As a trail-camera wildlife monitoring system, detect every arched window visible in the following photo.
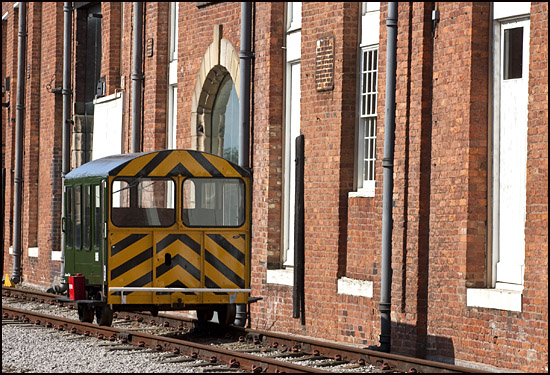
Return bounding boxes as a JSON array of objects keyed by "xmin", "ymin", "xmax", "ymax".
[{"xmin": 211, "ymin": 74, "xmax": 240, "ymax": 164}]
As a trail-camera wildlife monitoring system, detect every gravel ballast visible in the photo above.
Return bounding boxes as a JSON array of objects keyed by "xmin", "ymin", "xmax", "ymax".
[{"xmin": 1, "ymin": 322, "xmax": 214, "ymax": 373}]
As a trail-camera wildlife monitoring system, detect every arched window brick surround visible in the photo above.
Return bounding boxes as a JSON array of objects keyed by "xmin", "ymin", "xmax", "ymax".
[{"xmin": 191, "ymin": 26, "xmax": 240, "ymax": 152}]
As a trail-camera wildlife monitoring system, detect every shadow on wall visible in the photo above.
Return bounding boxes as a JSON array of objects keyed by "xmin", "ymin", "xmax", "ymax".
[{"xmin": 392, "ymin": 322, "xmax": 455, "ymax": 365}]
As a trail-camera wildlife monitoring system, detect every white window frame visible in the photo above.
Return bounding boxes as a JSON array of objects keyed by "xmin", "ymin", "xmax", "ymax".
[
  {"xmin": 166, "ymin": 2, "xmax": 179, "ymax": 208},
  {"xmin": 283, "ymin": 2, "xmax": 301, "ymax": 269},
  {"xmin": 167, "ymin": 2, "xmax": 178, "ymax": 150},
  {"xmin": 492, "ymin": 17, "xmax": 530, "ymax": 288},
  {"xmin": 269, "ymin": 2, "xmax": 301, "ymax": 285},
  {"xmin": 351, "ymin": 2, "xmax": 380, "ymax": 198},
  {"xmin": 286, "ymin": 2, "xmax": 301, "ymax": 32},
  {"xmin": 357, "ymin": 46, "xmax": 379, "ymax": 196},
  {"xmin": 467, "ymin": 2, "xmax": 530, "ymax": 312}
]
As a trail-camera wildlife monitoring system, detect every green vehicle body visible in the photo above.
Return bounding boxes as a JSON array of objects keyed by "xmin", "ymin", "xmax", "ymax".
[
  {"xmin": 63, "ymin": 154, "xmax": 138, "ymax": 290},
  {"xmin": 63, "ymin": 178, "xmax": 107, "ymax": 287}
]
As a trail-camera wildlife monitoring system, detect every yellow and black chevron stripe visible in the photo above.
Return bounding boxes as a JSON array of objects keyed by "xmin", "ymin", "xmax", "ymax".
[
  {"xmin": 108, "ymin": 232, "xmax": 154, "ymax": 304},
  {"xmin": 109, "ymin": 150, "xmax": 248, "ymax": 178},
  {"xmin": 204, "ymin": 233, "xmax": 247, "ymax": 290},
  {"xmin": 108, "ymin": 231, "xmax": 250, "ymax": 305},
  {"xmin": 106, "ymin": 149, "xmax": 250, "ymax": 306},
  {"xmin": 154, "ymin": 233, "xmax": 202, "ymax": 303}
]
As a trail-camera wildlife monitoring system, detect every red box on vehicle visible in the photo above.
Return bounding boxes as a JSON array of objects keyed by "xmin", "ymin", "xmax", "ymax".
[{"xmin": 68, "ymin": 274, "xmax": 86, "ymax": 301}]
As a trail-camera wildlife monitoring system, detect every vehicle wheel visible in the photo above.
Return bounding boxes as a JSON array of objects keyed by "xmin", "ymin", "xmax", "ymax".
[
  {"xmin": 77, "ymin": 303, "xmax": 94, "ymax": 323},
  {"xmin": 234, "ymin": 304, "xmax": 247, "ymax": 327},
  {"xmin": 216, "ymin": 304, "xmax": 236, "ymax": 326},
  {"xmin": 95, "ymin": 304, "xmax": 113, "ymax": 326},
  {"xmin": 196, "ymin": 308, "xmax": 214, "ymax": 323}
]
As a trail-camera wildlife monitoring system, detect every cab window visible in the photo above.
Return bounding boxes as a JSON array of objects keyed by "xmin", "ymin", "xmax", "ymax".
[
  {"xmin": 182, "ymin": 178, "xmax": 245, "ymax": 227},
  {"xmin": 111, "ymin": 177, "xmax": 175, "ymax": 227}
]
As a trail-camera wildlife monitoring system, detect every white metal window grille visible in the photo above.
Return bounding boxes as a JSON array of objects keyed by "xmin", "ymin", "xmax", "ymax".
[
  {"xmin": 167, "ymin": 1, "xmax": 178, "ymax": 150},
  {"xmin": 358, "ymin": 46, "xmax": 378, "ymax": 194}
]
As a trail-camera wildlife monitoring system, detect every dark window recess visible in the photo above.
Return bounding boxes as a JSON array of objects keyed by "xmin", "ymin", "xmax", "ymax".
[
  {"xmin": 94, "ymin": 185, "xmax": 102, "ymax": 249},
  {"xmin": 96, "ymin": 76, "xmax": 105, "ymax": 98},
  {"xmin": 503, "ymin": 27, "xmax": 523, "ymax": 80},
  {"xmin": 83, "ymin": 185, "xmax": 91, "ymax": 250},
  {"xmin": 74, "ymin": 186, "xmax": 82, "ymax": 250},
  {"xmin": 196, "ymin": 2, "xmax": 218, "ymax": 8},
  {"xmin": 66, "ymin": 187, "xmax": 73, "ymax": 248}
]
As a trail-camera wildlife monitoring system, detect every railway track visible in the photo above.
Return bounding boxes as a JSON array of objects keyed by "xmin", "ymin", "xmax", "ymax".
[
  {"xmin": 3, "ymin": 286, "xmax": 485, "ymax": 373},
  {"xmin": 3, "ymin": 305, "xmax": 325, "ymax": 373}
]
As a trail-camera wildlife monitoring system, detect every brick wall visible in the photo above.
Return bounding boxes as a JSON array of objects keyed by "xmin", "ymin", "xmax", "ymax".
[
  {"xmin": 426, "ymin": 0, "xmax": 490, "ymax": 364},
  {"xmin": 21, "ymin": 2, "xmax": 42, "ymax": 278},
  {"xmin": 251, "ymin": 2, "xmax": 362, "ymax": 338},
  {"xmin": 142, "ymin": 2, "xmax": 169, "ymax": 152},
  {"xmin": 1, "ymin": 2, "xmax": 547, "ymax": 372},
  {"xmin": 250, "ymin": 2, "xmax": 285, "ymax": 271},
  {"xmin": 177, "ymin": 2, "xmax": 241, "ymax": 152},
  {"xmin": 121, "ymin": 2, "xmax": 132, "ymax": 153},
  {"xmin": 1, "ymin": 5, "xmax": 8, "ymax": 168},
  {"xmin": 37, "ymin": 2, "xmax": 64, "ymax": 286},
  {"xmin": 101, "ymin": 3, "xmax": 122, "ymax": 95},
  {"xmin": 2, "ymin": 1, "xmax": 18, "ymax": 278},
  {"xmin": 523, "ymin": 1, "xmax": 548, "ymax": 371}
]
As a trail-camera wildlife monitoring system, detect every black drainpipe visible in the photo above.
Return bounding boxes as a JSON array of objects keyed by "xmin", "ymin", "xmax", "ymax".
[
  {"xmin": 378, "ymin": 2, "xmax": 398, "ymax": 353},
  {"xmin": 238, "ymin": 2, "xmax": 252, "ymax": 169},
  {"xmin": 131, "ymin": 2, "xmax": 143, "ymax": 153},
  {"xmin": 11, "ymin": 1, "xmax": 27, "ymax": 285},
  {"xmin": 293, "ymin": 134, "xmax": 305, "ymax": 325},
  {"xmin": 235, "ymin": 1, "xmax": 252, "ymax": 327},
  {"xmin": 58, "ymin": 1, "xmax": 73, "ymax": 291}
]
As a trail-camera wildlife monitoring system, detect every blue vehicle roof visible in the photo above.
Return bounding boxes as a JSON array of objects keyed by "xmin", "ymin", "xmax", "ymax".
[{"xmin": 64, "ymin": 150, "xmax": 250, "ymax": 182}]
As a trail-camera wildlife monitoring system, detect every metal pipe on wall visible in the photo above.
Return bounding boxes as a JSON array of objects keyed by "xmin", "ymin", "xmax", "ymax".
[
  {"xmin": 59, "ymin": 1, "xmax": 73, "ymax": 289},
  {"xmin": 11, "ymin": 1, "xmax": 27, "ymax": 285},
  {"xmin": 292, "ymin": 134, "xmax": 305, "ymax": 325},
  {"xmin": 238, "ymin": 1, "xmax": 252, "ymax": 169},
  {"xmin": 131, "ymin": 2, "xmax": 143, "ymax": 154},
  {"xmin": 235, "ymin": 1, "xmax": 253, "ymax": 328},
  {"xmin": 378, "ymin": 2, "xmax": 398, "ymax": 353}
]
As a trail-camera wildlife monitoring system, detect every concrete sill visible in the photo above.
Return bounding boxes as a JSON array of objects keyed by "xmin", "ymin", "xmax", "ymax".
[
  {"xmin": 466, "ymin": 287, "xmax": 522, "ymax": 312},
  {"xmin": 337, "ymin": 277, "xmax": 373, "ymax": 298},
  {"xmin": 266, "ymin": 268, "xmax": 294, "ymax": 286}
]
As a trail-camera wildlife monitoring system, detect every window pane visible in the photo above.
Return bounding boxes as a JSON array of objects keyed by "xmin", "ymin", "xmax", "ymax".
[
  {"xmin": 111, "ymin": 178, "xmax": 175, "ymax": 227},
  {"xmin": 74, "ymin": 186, "xmax": 82, "ymax": 250},
  {"xmin": 212, "ymin": 75, "xmax": 239, "ymax": 164},
  {"xmin": 182, "ymin": 178, "xmax": 245, "ymax": 227},
  {"xmin": 83, "ymin": 186, "xmax": 91, "ymax": 250},
  {"xmin": 66, "ymin": 187, "xmax": 73, "ymax": 248},
  {"xmin": 503, "ymin": 27, "xmax": 523, "ymax": 80},
  {"xmin": 94, "ymin": 185, "xmax": 101, "ymax": 249}
]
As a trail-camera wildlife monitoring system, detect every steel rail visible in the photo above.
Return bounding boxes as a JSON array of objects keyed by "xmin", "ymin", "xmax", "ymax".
[
  {"xmin": 3, "ymin": 286, "xmax": 62, "ymax": 303},
  {"xmin": 237, "ymin": 327, "xmax": 486, "ymax": 373},
  {"xmin": 3, "ymin": 286, "xmax": 485, "ymax": 373},
  {"xmin": 2, "ymin": 305, "xmax": 328, "ymax": 373}
]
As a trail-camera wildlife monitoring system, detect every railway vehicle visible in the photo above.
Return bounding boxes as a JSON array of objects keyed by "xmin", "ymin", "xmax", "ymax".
[{"xmin": 61, "ymin": 149, "xmax": 253, "ymax": 326}]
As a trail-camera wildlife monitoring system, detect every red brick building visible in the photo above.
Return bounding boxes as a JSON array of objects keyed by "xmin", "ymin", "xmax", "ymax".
[{"xmin": 2, "ymin": 2, "xmax": 547, "ymax": 372}]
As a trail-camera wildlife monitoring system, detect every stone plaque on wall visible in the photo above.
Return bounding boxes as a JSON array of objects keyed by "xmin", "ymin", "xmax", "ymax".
[{"xmin": 315, "ymin": 36, "xmax": 334, "ymax": 92}]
